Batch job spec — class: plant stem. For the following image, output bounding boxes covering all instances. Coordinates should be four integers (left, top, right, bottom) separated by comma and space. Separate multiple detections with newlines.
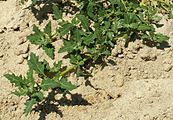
60, 66, 76, 77
51, 31, 59, 39
121, 0, 127, 12
53, 65, 76, 81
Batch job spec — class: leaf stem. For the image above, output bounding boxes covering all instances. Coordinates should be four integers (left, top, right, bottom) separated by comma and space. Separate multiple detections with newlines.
60, 66, 76, 77
53, 65, 76, 81
121, 0, 127, 12
51, 31, 59, 39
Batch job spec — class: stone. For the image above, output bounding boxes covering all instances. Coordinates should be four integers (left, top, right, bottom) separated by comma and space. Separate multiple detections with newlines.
16, 56, 24, 64
15, 43, 29, 56
164, 64, 173, 72
114, 74, 124, 87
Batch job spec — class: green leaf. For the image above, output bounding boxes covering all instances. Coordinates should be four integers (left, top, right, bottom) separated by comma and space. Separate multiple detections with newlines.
129, 23, 139, 29
42, 44, 54, 59
4, 74, 24, 87
152, 15, 162, 22
59, 23, 74, 36
72, 17, 80, 25
87, 1, 96, 20
53, 4, 62, 20
50, 60, 63, 72
27, 25, 47, 46
20, 0, 24, 4
83, 33, 96, 45
107, 32, 114, 40
12, 88, 28, 96
24, 99, 37, 116
31, 92, 44, 101
70, 55, 84, 66
41, 78, 59, 91
153, 33, 169, 43
168, 12, 173, 19
76, 66, 88, 77
43, 59, 50, 70
27, 67, 34, 82
31, 0, 37, 4
27, 53, 45, 76
44, 21, 52, 37
77, 14, 89, 30
58, 40, 76, 53
33, 25, 44, 37
59, 78, 76, 91
137, 24, 154, 31
27, 34, 42, 45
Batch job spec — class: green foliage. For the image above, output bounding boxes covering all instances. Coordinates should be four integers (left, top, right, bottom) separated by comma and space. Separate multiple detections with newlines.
27, 22, 54, 59
5, 0, 172, 116
56, 0, 170, 71
53, 4, 62, 20
4, 53, 76, 115
24, 99, 37, 116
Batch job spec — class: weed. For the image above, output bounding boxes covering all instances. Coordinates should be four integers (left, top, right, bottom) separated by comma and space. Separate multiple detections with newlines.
5, 0, 172, 115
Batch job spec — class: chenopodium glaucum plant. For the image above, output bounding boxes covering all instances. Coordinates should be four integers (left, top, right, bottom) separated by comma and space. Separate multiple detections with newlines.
5, 0, 171, 116
4, 53, 76, 116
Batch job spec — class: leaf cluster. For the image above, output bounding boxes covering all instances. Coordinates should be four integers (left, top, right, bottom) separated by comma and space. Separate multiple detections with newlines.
139, 0, 173, 18
54, 0, 169, 70
27, 22, 55, 59
5, 53, 76, 115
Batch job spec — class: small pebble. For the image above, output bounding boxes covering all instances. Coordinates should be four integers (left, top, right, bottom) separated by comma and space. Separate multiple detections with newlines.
12, 24, 19, 30
0, 53, 4, 58
22, 53, 28, 59
164, 64, 173, 72
127, 53, 134, 59
0, 60, 4, 65
111, 47, 118, 57
143, 74, 148, 79
135, 91, 143, 99
0, 28, 4, 33
15, 43, 29, 56
118, 54, 124, 58
16, 56, 24, 64
16, 38, 27, 45
114, 74, 124, 87
54, 94, 63, 100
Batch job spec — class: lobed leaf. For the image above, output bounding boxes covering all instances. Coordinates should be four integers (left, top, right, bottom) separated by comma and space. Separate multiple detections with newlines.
59, 78, 77, 91
27, 25, 46, 46
76, 14, 89, 31
53, 4, 62, 20
59, 23, 74, 36
24, 99, 37, 116
58, 40, 76, 53
44, 21, 52, 37
153, 33, 169, 43
83, 33, 96, 46
27, 53, 45, 76
42, 44, 54, 59
41, 78, 59, 91
4, 74, 25, 87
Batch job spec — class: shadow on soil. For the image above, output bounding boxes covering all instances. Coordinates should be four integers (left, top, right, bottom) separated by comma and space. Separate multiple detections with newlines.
33, 90, 91, 120
26, 0, 78, 23
142, 40, 170, 50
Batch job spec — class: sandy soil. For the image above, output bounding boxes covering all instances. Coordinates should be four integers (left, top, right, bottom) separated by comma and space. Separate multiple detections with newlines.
0, 0, 173, 120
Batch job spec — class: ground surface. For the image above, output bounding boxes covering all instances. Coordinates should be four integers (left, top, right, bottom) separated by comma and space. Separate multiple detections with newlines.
0, 1, 173, 120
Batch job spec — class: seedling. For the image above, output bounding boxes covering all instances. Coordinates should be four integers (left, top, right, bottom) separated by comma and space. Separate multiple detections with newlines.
5, 53, 76, 115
